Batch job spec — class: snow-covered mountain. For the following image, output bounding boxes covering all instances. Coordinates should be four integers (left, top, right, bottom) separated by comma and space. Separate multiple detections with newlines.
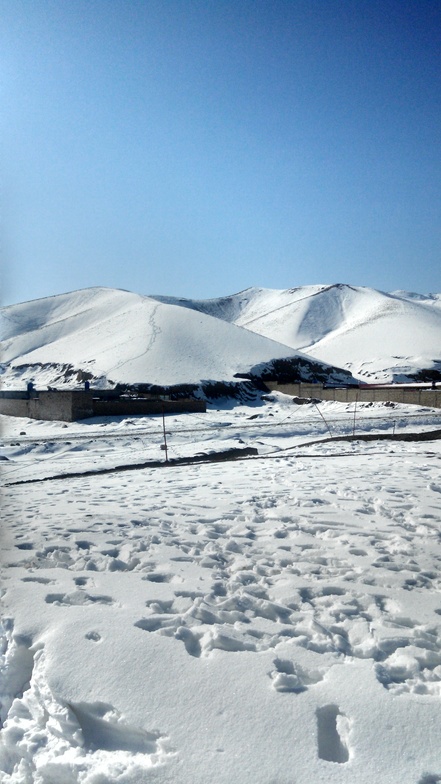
154, 284, 441, 383
2, 284, 439, 392
0, 287, 355, 392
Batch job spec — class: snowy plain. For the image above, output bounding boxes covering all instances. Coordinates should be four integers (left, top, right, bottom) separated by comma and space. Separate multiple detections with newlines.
1, 394, 441, 783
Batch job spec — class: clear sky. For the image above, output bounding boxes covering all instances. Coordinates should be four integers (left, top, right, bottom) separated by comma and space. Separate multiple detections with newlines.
1, 0, 440, 305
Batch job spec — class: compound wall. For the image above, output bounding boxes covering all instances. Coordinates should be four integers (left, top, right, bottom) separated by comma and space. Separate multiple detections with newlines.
265, 382, 441, 409
91, 398, 206, 416
0, 391, 94, 421
0, 391, 205, 421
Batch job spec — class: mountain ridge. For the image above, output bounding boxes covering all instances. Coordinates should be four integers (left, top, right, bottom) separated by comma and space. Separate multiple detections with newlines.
151, 284, 441, 383
1, 284, 440, 393
0, 287, 357, 394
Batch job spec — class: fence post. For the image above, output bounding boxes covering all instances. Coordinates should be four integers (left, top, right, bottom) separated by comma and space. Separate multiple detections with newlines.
162, 405, 169, 463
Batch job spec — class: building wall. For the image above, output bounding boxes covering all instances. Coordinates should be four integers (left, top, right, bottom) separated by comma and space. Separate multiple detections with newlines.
265, 382, 441, 409
4, 383, 439, 420
29, 391, 94, 421
0, 395, 31, 418
92, 398, 206, 416
0, 391, 205, 420
0, 391, 94, 421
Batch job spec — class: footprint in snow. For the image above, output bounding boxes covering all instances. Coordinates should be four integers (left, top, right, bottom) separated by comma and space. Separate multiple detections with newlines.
270, 658, 323, 693
45, 591, 114, 606
428, 483, 441, 494
67, 700, 169, 755
85, 631, 102, 642
316, 704, 350, 763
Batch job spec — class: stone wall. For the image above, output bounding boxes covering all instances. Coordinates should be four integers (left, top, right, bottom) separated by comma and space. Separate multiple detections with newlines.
0, 391, 205, 421
0, 394, 31, 418
0, 391, 94, 422
92, 398, 206, 416
265, 382, 441, 409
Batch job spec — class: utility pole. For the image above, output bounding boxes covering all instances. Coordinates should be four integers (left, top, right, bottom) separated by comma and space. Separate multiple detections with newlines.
162, 406, 169, 463
352, 394, 358, 437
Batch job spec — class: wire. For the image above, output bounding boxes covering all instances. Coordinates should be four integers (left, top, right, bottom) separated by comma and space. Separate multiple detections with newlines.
2, 409, 440, 482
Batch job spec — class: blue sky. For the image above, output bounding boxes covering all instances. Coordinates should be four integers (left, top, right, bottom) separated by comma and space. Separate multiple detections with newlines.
1, 0, 440, 305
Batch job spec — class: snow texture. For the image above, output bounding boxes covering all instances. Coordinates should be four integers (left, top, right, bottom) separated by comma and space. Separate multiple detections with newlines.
6, 281, 441, 389
0, 287, 355, 390
154, 283, 441, 382
1, 394, 441, 783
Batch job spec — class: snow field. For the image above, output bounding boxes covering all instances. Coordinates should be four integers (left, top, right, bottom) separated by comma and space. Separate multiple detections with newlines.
1, 398, 440, 484
1, 399, 441, 783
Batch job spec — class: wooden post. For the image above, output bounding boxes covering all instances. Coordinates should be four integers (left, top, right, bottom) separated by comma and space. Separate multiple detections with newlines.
162, 405, 169, 463
352, 394, 358, 437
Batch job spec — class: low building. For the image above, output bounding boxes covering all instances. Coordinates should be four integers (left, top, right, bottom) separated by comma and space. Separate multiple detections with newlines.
0, 389, 206, 422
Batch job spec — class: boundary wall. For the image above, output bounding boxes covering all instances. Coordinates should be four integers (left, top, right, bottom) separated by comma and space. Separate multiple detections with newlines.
0, 391, 206, 421
0, 391, 94, 421
265, 382, 441, 409
92, 398, 206, 417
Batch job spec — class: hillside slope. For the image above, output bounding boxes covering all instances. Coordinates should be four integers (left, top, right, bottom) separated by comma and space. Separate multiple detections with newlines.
0, 287, 355, 391
154, 285, 441, 382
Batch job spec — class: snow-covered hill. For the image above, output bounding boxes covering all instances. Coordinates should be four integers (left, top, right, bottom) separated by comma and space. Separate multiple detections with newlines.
0, 287, 355, 392
2, 284, 439, 391
154, 284, 441, 382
